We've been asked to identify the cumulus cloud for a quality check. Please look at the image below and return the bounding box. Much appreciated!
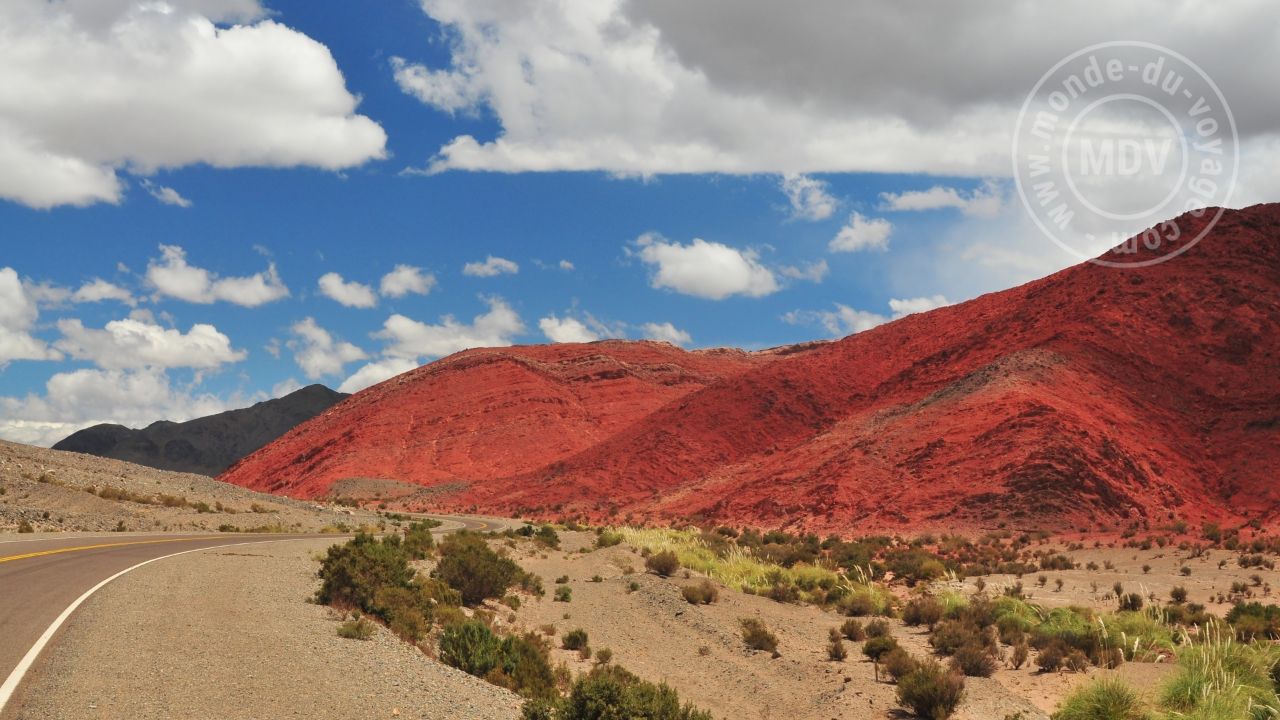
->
[341,297,526,393]
[72,279,137,306]
[146,245,289,306]
[462,256,519,277]
[379,265,436,298]
[0,268,61,365]
[54,317,247,370]
[830,213,892,253]
[318,272,378,309]
[538,315,601,344]
[558,260,575,271]
[639,321,692,346]
[0,0,386,209]
[634,234,778,300]
[778,260,829,283]
[784,294,951,336]
[141,180,193,208]
[880,181,1002,218]
[780,174,837,221]
[288,317,367,379]
[0,367,238,447]
[392,0,1280,205]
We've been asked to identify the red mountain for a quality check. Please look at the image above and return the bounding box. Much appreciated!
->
[220,205,1280,533]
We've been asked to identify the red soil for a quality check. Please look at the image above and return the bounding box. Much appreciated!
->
[220,205,1280,534]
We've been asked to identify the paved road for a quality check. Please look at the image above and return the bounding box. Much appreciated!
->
[0,514,507,718]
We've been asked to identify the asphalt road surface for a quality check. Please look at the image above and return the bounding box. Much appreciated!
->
[0,514,503,719]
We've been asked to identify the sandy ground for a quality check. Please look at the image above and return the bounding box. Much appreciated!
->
[0,439,384,533]
[495,532,1195,720]
[12,537,522,720]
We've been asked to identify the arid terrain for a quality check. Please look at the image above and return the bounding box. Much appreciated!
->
[0,439,381,533]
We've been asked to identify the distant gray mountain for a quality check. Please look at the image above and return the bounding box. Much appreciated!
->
[52,384,348,476]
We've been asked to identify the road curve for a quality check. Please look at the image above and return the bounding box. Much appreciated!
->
[0,514,511,719]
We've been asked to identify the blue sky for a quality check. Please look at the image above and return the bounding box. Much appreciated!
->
[1,1,1276,445]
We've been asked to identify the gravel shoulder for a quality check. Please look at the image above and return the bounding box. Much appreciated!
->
[12,537,521,720]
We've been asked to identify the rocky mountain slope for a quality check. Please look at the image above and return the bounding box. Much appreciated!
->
[220,205,1280,533]
[54,384,347,476]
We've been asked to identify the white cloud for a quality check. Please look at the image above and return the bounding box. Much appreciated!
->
[318,272,378,309]
[634,234,778,300]
[538,315,601,344]
[72,279,136,306]
[558,260,575,271]
[54,317,246,370]
[271,377,303,398]
[780,174,837,221]
[778,259,829,283]
[784,294,950,337]
[639,321,692,346]
[146,244,289,306]
[0,367,237,447]
[463,256,519,277]
[287,317,367,379]
[337,357,419,394]
[880,182,1002,218]
[379,265,436,298]
[0,268,61,365]
[0,0,386,209]
[340,297,525,392]
[141,180,193,208]
[830,212,892,253]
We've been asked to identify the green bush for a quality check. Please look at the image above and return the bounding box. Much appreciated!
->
[441,621,558,701]
[1226,602,1280,640]
[316,533,416,612]
[528,664,712,720]
[862,635,899,661]
[535,525,561,550]
[403,521,436,559]
[1052,677,1148,720]
[865,618,891,638]
[897,659,964,720]
[646,550,680,577]
[555,586,572,602]
[740,618,779,657]
[434,532,524,605]
[903,596,944,628]
[596,530,624,548]
[950,641,997,677]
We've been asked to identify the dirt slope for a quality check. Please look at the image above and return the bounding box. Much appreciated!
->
[221,205,1280,533]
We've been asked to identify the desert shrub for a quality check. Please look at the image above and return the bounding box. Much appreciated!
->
[1225,602,1280,640]
[950,641,997,677]
[532,664,713,720]
[1052,677,1148,720]
[740,618,780,657]
[1037,640,1066,672]
[1064,648,1090,672]
[1169,586,1187,604]
[862,635,899,661]
[1117,593,1143,612]
[1010,640,1029,670]
[595,529,624,548]
[930,620,990,656]
[903,596,945,628]
[555,586,572,602]
[534,525,561,549]
[316,533,415,612]
[562,629,589,651]
[897,659,965,720]
[681,580,719,605]
[1031,607,1100,658]
[595,647,612,664]
[442,622,557,701]
[1159,626,1280,719]
[836,583,895,617]
[827,630,848,661]
[645,550,681,577]
[840,618,866,641]
[17,519,34,533]
[883,647,919,683]
[402,521,436,559]
[434,532,523,605]
[336,616,376,640]
[865,618,891,638]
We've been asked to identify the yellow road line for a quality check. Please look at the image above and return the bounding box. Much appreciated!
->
[0,537,208,564]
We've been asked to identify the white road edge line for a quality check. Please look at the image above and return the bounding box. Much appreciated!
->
[0,537,313,715]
